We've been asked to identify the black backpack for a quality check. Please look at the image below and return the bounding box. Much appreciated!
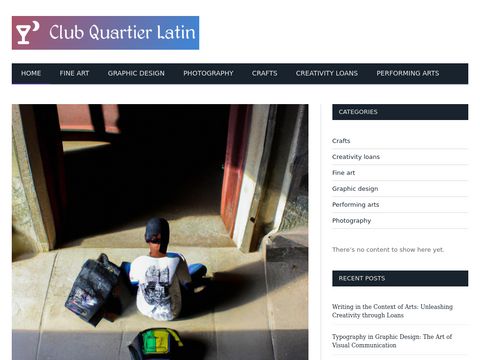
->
[65,253,121,326]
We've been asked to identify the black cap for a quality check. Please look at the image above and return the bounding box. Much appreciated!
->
[145,217,170,244]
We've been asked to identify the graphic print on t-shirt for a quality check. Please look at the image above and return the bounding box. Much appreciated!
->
[140,265,171,313]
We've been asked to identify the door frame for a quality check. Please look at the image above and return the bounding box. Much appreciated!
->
[229,105,274,252]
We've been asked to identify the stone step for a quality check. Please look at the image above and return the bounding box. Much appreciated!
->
[264,228,309,360]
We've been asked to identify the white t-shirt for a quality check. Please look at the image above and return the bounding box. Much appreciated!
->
[129,254,191,321]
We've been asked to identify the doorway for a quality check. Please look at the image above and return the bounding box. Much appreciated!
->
[14,104,275,252]
[58,105,234,248]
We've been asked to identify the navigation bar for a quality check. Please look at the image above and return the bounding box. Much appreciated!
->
[12,63,468,84]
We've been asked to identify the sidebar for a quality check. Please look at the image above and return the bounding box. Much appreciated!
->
[322,104,471,358]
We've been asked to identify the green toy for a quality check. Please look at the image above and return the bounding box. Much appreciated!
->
[128,327,184,359]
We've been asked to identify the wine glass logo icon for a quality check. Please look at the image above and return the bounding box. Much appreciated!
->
[16,20,40,45]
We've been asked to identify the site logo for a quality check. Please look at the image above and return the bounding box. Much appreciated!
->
[12,16,199,50]
[16,20,40,45]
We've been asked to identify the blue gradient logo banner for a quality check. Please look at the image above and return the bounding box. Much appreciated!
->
[12,16,199,50]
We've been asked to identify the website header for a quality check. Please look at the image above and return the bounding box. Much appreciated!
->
[12,16,199,50]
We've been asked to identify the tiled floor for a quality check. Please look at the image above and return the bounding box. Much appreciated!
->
[13,246,276,360]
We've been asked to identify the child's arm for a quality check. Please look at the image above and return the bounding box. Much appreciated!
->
[129,260,140,286]
[175,256,192,285]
